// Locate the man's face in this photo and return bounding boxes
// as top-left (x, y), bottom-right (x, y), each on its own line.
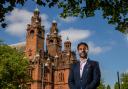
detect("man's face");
top-left (78, 44), bottom-right (88, 58)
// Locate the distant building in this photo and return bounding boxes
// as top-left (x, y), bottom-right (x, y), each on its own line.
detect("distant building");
top-left (24, 9), bottom-right (77, 89)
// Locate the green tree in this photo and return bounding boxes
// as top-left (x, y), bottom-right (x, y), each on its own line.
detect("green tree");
top-left (0, 39), bottom-right (4, 44)
top-left (114, 72), bottom-right (128, 89)
top-left (0, 44), bottom-right (30, 89)
top-left (106, 85), bottom-right (111, 89)
top-left (121, 72), bottom-right (128, 89)
top-left (114, 82), bottom-right (119, 89)
top-left (0, 0), bottom-right (128, 34)
top-left (97, 80), bottom-right (106, 89)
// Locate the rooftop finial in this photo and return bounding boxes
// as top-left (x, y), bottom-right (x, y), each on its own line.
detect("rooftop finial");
top-left (52, 20), bottom-right (56, 23)
top-left (34, 8), bottom-right (39, 12)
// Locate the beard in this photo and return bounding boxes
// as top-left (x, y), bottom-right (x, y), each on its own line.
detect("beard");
top-left (79, 51), bottom-right (87, 58)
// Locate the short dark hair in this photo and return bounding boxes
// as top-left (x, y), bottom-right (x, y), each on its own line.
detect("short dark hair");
top-left (77, 42), bottom-right (88, 50)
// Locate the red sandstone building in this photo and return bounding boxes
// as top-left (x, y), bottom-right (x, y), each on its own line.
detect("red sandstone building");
top-left (25, 9), bottom-right (77, 89)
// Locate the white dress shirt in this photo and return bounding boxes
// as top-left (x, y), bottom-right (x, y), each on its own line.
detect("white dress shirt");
top-left (80, 58), bottom-right (88, 78)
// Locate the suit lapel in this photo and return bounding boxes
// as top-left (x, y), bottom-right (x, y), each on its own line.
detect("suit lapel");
top-left (81, 59), bottom-right (90, 79)
top-left (76, 61), bottom-right (80, 80)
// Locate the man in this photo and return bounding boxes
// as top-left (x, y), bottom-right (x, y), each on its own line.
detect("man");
top-left (68, 42), bottom-right (101, 89)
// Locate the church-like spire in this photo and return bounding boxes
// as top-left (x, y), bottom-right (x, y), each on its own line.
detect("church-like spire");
top-left (46, 20), bottom-right (62, 57)
top-left (34, 8), bottom-right (40, 16)
top-left (25, 8), bottom-right (45, 59)
top-left (34, 8), bottom-right (39, 12)
top-left (31, 8), bottom-right (41, 27)
top-left (50, 20), bottom-right (58, 34)
top-left (64, 36), bottom-right (71, 52)
top-left (52, 20), bottom-right (56, 23)
top-left (66, 36), bottom-right (69, 41)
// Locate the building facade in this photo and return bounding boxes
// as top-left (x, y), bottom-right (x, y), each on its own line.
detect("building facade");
top-left (25, 9), bottom-right (77, 89)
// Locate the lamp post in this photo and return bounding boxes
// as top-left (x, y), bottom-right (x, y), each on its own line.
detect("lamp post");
top-left (41, 58), bottom-right (44, 89)
top-left (42, 56), bottom-right (54, 89)
top-left (41, 55), bottom-right (59, 89)
top-left (47, 56), bottom-right (55, 89)
top-left (117, 71), bottom-right (121, 89)
top-left (41, 57), bottom-right (49, 89)
top-left (42, 62), bottom-right (44, 89)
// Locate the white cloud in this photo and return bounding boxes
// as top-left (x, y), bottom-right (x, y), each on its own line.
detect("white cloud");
top-left (88, 42), bottom-right (103, 55)
top-left (59, 28), bottom-right (91, 42)
top-left (6, 22), bottom-right (27, 37)
top-left (59, 16), bottom-right (77, 22)
top-left (10, 41), bottom-right (26, 47)
top-left (59, 28), bottom-right (111, 55)
top-left (88, 42), bottom-right (111, 55)
top-left (40, 14), bottom-right (50, 29)
top-left (5, 8), bottom-right (50, 38)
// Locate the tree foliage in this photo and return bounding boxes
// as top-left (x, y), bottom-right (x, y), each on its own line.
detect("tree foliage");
top-left (121, 72), bottom-right (128, 89)
top-left (114, 72), bottom-right (128, 89)
top-left (114, 82), bottom-right (119, 89)
top-left (97, 80), bottom-right (106, 89)
top-left (0, 0), bottom-right (128, 34)
top-left (106, 85), bottom-right (111, 89)
top-left (0, 44), bottom-right (30, 89)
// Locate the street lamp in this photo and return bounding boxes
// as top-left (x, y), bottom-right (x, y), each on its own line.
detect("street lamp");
top-left (42, 61), bottom-right (45, 89)
top-left (41, 55), bottom-right (58, 89)
top-left (41, 57), bottom-right (50, 89)
top-left (117, 71), bottom-right (121, 89)
top-left (42, 56), bottom-right (53, 89)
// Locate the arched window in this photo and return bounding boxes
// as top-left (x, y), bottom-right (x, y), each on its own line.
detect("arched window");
top-left (30, 30), bottom-right (34, 38)
top-left (38, 30), bottom-right (42, 36)
top-left (28, 49), bottom-right (32, 56)
top-left (58, 72), bottom-right (64, 82)
top-left (57, 40), bottom-right (59, 44)
top-left (62, 73), bottom-right (64, 81)
top-left (49, 40), bottom-right (53, 43)
top-left (58, 73), bottom-right (61, 82)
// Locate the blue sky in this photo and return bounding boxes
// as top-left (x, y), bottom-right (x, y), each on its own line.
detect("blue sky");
top-left (0, 0), bottom-right (128, 88)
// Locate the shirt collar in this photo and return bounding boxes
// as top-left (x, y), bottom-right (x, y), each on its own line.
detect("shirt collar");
top-left (80, 57), bottom-right (88, 63)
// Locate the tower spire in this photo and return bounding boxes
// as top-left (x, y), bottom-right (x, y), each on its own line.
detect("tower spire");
top-left (46, 21), bottom-right (62, 57)
top-left (50, 20), bottom-right (58, 34)
top-left (25, 8), bottom-right (45, 59)
top-left (64, 36), bottom-right (71, 52)
top-left (34, 8), bottom-right (39, 12)
top-left (66, 36), bottom-right (69, 41)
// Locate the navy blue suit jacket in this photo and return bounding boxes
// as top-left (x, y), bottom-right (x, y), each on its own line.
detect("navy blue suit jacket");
top-left (68, 59), bottom-right (101, 89)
